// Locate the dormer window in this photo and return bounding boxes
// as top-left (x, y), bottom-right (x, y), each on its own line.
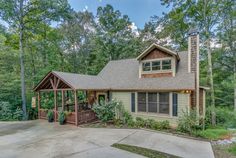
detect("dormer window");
top-left (142, 62), bottom-right (151, 71)
top-left (162, 60), bottom-right (171, 70)
top-left (142, 59), bottom-right (172, 72)
top-left (152, 61), bottom-right (161, 70)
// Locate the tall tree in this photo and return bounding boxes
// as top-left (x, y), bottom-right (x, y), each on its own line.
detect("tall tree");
top-left (159, 0), bottom-right (223, 125)
top-left (0, 0), bottom-right (71, 119)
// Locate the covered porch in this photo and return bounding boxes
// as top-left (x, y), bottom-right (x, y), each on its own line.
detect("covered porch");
top-left (34, 71), bottom-right (107, 125)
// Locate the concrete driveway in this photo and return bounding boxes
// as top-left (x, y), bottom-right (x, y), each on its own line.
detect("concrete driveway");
top-left (0, 120), bottom-right (214, 158)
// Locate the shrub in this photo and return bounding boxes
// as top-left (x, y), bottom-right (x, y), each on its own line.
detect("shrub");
top-left (47, 110), bottom-right (54, 122)
top-left (12, 107), bottom-right (23, 120)
top-left (145, 119), bottom-right (156, 129)
top-left (58, 111), bottom-right (66, 125)
top-left (177, 109), bottom-right (200, 134)
top-left (123, 111), bottom-right (133, 124)
top-left (205, 107), bottom-right (236, 128)
top-left (127, 119), bottom-right (136, 128)
top-left (92, 100), bottom-right (123, 123)
top-left (135, 117), bottom-right (145, 128)
top-left (0, 102), bottom-right (13, 120)
top-left (159, 120), bottom-right (170, 130)
top-left (0, 102), bottom-right (23, 121)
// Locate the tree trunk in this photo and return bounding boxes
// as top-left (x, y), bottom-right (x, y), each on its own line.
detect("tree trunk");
top-left (19, 0), bottom-right (27, 120)
top-left (207, 38), bottom-right (216, 125)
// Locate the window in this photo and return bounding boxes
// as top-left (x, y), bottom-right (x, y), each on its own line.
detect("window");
top-left (137, 92), bottom-right (170, 115)
top-left (159, 93), bottom-right (169, 114)
top-left (142, 62), bottom-right (151, 71)
top-left (162, 60), bottom-right (171, 70)
top-left (148, 93), bottom-right (157, 112)
top-left (172, 93), bottom-right (178, 116)
top-left (152, 61), bottom-right (161, 71)
top-left (131, 93), bottom-right (135, 112)
top-left (138, 92), bottom-right (146, 112)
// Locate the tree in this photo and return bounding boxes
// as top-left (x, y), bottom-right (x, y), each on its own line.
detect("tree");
top-left (0, 0), bottom-right (71, 120)
top-left (158, 0), bottom-right (224, 125)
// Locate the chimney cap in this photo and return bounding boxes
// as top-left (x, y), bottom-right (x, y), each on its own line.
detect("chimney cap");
top-left (188, 27), bottom-right (199, 36)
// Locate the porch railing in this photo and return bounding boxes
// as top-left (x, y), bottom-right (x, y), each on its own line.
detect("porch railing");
top-left (78, 110), bottom-right (97, 124)
top-left (38, 109), bottom-right (96, 125)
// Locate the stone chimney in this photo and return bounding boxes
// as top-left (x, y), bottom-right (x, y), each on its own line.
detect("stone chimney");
top-left (188, 28), bottom-right (199, 115)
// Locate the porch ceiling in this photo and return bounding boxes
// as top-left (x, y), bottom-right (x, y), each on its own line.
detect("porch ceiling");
top-left (34, 71), bottom-right (73, 91)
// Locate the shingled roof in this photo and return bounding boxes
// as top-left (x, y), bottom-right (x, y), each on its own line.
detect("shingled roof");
top-left (98, 51), bottom-right (194, 90)
top-left (34, 51), bottom-right (195, 91)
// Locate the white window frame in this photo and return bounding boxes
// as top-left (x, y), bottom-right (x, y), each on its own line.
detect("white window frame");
top-left (137, 92), bottom-right (171, 117)
top-left (141, 57), bottom-right (173, 74)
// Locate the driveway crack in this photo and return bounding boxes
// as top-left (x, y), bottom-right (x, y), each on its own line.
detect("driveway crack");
top-left (116, 130), bottom-right (138, 144)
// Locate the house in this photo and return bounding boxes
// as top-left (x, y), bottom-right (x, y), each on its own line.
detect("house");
top-left (34, 29), bottom-right (207, 126)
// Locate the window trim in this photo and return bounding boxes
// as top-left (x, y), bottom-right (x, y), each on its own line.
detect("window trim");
top-left (141, 57), bottom-right (173, 74)
top-left (137, 92), bottom-right (171, 116)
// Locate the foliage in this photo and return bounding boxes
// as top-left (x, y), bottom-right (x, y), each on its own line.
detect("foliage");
top-left (205, 107), bottom-right (236, 128)
top-left (228, 144), bottom-right (236, 156)
top-left (196, 128), bottom-right (231, 140)
top-left (0, 102), bottom-right (22, 121)
top-left (0, 0), bottom-right (234, 122)
top-left (177, 109), bottom-right (201, 134)
top-left (47, 110), bottom-right (54, 122)
top-left (58, 111), bottom-right (66, 125)
top-left (135, 117), bottom-right (146, 128)
top-left (92, 100), bottom-right (123, 123)
top-left (112, 143), bottom-right (179, 158)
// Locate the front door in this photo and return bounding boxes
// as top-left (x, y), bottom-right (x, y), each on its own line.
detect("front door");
top-left (98, 94), bottom-right (106, 105)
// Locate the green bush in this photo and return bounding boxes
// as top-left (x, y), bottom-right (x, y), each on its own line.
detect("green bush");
top-left (159, 120), bottom-right (171, 130)
top-left (145, 119), bottom-right (156, 129)
top-left (92, 100), bottom-right (123, 123)
top-left (58, 111), bottom-right (66, 125)
top-left (177, 109), bottom-right (201, 134)
top-left (47, 110), bottom-right (54, 122)
top-left (205, 107), bottom-right (236, 128)
top-left (123, 111), bottom-right (133, 124)
top-left (135, 117), bottom-right (145, 128)
top-left (12, 107), bottom-right (23, 120)
top-left (0, 102), bottom-right (23, 121)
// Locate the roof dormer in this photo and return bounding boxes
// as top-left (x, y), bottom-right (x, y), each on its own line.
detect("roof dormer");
top-left (137, 43), bottom-right (180, 78)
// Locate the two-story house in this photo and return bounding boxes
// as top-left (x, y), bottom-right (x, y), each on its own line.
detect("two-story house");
top-left (34, 29), bottom-right (207, 126)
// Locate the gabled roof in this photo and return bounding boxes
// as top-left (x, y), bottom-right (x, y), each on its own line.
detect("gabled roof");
top-left (98, 51), bottom-right (194, 90)
top-left (34, 71), bottom-right (109, 91)
top-left (34, 44), bottom-right (194, 92)
top-left (136, 43), bottom-right (180, 61)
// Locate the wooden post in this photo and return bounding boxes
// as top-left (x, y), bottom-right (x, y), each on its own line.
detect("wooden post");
top-left (62, 90), bottom-right (64, 111)
top-left (54, 90), bottom-right (57, 121)
top-left (37, 91), bottom-right (40, 119)
top-left (74, 90), bottom-right (78, 126)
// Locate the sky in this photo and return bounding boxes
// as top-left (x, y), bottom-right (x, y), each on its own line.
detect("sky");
top-left (68, 0), bottom-right (170, 29)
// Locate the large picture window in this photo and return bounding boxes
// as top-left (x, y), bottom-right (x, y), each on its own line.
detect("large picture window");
top-left (137, 92), bottom-right (170, 115)
top-left (138, 92), bottom-right (146, 112)
top-left (159, 92), bottom-right (169, 114)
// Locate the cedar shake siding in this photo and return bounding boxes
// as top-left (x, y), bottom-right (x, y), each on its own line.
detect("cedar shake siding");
top-left (142, 48), bottom-right (171, 60)
top-left (141, 72), bottom-right (172, 78)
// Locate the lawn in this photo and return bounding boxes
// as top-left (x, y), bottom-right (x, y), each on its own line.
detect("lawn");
top-left (112, 143), bottom-right (179, 158)
top-left (196, 128), bottom-right (232, 140)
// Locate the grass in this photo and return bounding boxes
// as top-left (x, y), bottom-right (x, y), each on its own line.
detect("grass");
top-left (196, 128), bottom-right (231, 140)
top-left (228, 143), bottom-right (236, 156)
top-left (112, 143), bottom-right (179, 158)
